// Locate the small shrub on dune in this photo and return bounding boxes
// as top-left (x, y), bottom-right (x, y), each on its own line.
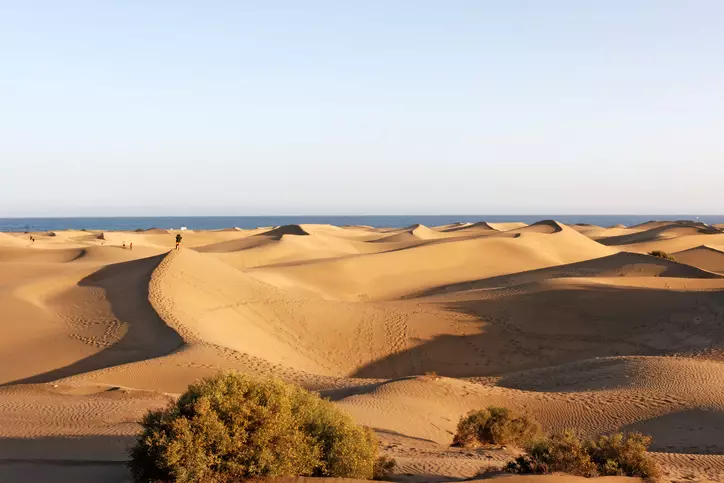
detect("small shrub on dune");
top-left (128, 372), bottom-right (379, 483)
top-left (505, 429), bottom-right (597, 476)
top-left (506, 430), bottom-right (661, 480)
top-left (373, 455), bottom-right (397, 480)
top-left (649, 250), bottom-right (676, 262)
top-left (587, 431), bottom-right (660, 479)
top-left (453, 406), bottom-right (541, 448)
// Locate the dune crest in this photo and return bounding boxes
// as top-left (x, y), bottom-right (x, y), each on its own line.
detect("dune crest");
top-left (261, 224), bottom-right (311, 237)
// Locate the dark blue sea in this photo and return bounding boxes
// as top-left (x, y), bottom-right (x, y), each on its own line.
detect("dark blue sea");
top-left (1, 215), bottom-right (723, 232)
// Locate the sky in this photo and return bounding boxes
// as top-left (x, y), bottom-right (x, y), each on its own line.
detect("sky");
top-left (1, 1), bottom-right (722, 216)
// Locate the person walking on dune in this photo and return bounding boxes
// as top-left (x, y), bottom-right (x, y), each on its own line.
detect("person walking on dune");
top-left (175, 233), bottom-right (182, 251)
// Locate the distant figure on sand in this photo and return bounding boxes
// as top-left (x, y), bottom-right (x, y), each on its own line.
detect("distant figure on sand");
top-left (122, 241), bottom-right (126, 249)
top-left (129, 242), bottom-right (133, 251)
top-left (29, 235), bottom-right (34, 243)
top-left (175, 234), bottom-right (182, 250)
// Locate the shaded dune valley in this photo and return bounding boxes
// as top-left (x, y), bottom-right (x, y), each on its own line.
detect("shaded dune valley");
top-left (2, 219), bottom-right (724, 482)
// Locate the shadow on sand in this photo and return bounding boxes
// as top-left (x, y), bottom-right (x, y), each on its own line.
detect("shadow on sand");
top-left (353, 283), bottom-right (724, 381)
top-left (0, 435), bottom-right (133, 483)
top-left (2, 254), bottom-right (183, 386)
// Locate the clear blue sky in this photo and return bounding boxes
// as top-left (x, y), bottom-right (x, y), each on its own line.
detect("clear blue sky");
top-left (1, 1), bottom-right (722, 216)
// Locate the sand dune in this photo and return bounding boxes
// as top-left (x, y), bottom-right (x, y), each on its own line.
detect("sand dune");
top-left (488, 221), bottom-right (529, 231)
top-left (262, 224), bottom-right (311, 237)
top-left (214, 226), bottom-right (243, 231)
top-left (439, 221), bottom-right (496, 232)
top-left (193, 233), bottom-right (278, 253)
top-left (0, 232), bottom-right (36, 247)
top-left (0, 253), bottom-right (182, 387)
top-left (249, 222), bottom-right (616, 300)
top-left (433, 221), bottom-right (471, 231)
top-left (0, 246), bottom-right (87, 263)
top-left (673, 245), bottom-right (724, 274)
top-left (371, 223), bottom-right (445, 243)
top-left (595, 221), bottom-right (722, 246)
top-left (98, 231), bottom-right (170, 248)
top-left (436, 221), bottom-right (528, 234)
top-left (508, 219), bottom-right (565, 234)
top-left (2, 220), bottom-right (724, 482)
top-left (575, 226), bottom-right (643, 241)
top-left (404, 223), bottom-right (441, 239)
top-left (618, 233), bottom-right (724, 255)
top-left (338, 360), bottom-right (724, 460)
top-left (415, 251), bottom-right (722, 297)
top-left (627, 220), bottom-right (704, 230)
top-left (197, 229), bottom-right (373, 269)
top-left (609, 226), bottom-right (722, 245)
top-left (577, 222), bottom-right (724, 258)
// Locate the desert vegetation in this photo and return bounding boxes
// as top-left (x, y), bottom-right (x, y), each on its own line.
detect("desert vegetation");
top-left (453, 406), bottom-right (541, 447)
top-left (649, 250), bottom-right (676, 261)
top-left (505, 429), bottom-right (661, 479)
top-left (128, 372), bottom-right (387, 483)
top-left (373, 455), bottom-right (397, 479)
top-left (453, 407), bottom-right (660, 479)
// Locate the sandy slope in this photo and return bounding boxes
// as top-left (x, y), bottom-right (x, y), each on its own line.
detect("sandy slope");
top-left (248, 221), bottom-right (618, 301)
top-left (590, 221), bottom-right (724, 252)
top-left (673, 246), bottom-right (724, 274)
top-left (1, 221), bottom-right (724, 482)
top-left (0, 232), bottom-right (33, 247)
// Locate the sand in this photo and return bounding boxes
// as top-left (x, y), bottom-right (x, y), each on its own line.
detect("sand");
top-left (1, 220), bottom-right (724, 482)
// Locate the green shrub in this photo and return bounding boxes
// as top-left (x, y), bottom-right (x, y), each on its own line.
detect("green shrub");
top-left (506, 430), bottom-right (661, 480)
top-left (453, 406), bottom-right (541, 448)
top-left (128, 372), bottom-right (378, 483)
top-left (649, 250), bottom-right (676, 261)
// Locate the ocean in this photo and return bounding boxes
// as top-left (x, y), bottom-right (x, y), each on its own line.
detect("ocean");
top-left (1, 215), bottom-right (723, 232)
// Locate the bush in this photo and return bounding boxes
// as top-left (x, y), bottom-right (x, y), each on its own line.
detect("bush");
top-left (505, 429), bottom-right (597, 476)
top-left (506, 430), bottom-right (661, 480)
top-left (128, 372), bottom-right (379, 483)
top-left (649, 250), bottom-right (676, 261)
top-left (373, 455), bottom-right (397, 480)
top-left (453, 406), bottom-right (541, 448)
top-left (588, 432), bottom-right (660, 479)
